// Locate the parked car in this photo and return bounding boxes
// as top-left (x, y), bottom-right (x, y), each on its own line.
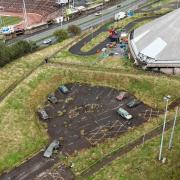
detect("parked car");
top-left (43, 140), bottom-right (60, 158)
top-left (116, 92), bottom-right (128, 101)
top-left (117, 107), bottom-right (132, 120)
top-left (58, 85), bottom-right (69, 94)
top-left (43, 38), bottom-right (52, 45)
top-left (38, 109), bottom-right (49, 120)
top-left (127, 99), bottom-right (141, 108)
top-left (95, 11), bottom-right (102, 16)
top-left (48, 94), bottom-right (58, 104)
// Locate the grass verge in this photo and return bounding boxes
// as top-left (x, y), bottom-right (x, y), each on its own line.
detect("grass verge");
top-left (90, 124), bottom-right (180, 180)
top-left (81, 31), bottom-right (108, 52)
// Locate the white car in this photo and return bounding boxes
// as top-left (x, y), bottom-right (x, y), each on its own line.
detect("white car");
top-left (117, 107), bottom-right (133, 120)
top-left (43, 140), bottom-right (60, 158)
top-left (95, 11), bottom-right (102, 16)
top-left (114, 12), bottom-right (126, 21)
top-left (43, 38), bottom-right (52, 45)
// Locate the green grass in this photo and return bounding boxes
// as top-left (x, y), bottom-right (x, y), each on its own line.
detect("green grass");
top-left (81, 31), bottom-right (108, 52)
top-left (0, 5), bottom-right (180, 175)
top-left (0, 16), bottom-right (21, 28)
top-left (131, 19), bottom-right (152, 30)
top-left (91, 124), bottom-right (180, 180)
top-left (32, 65), bottom-right (180, 176)
top-left (0, 37), bottom-right (79, 95)
top-left (53, 51), bottom-right (135, 72)
top-left (0, 62), bottom-right (180, 173)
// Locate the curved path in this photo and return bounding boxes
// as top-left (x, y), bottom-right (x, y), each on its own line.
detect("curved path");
top-left (69, 26), bottom-right (110, 56)
top-left (69, 16), bottom-right (158, 56)
top-left (69, 0), bottom-right (178, 56)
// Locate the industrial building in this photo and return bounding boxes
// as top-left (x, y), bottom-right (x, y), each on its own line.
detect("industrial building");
top-left (129, 8), bottom-right (180, 75)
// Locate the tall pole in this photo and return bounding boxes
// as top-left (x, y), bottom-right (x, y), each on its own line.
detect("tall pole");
top-left (159, 95), bottom-right (171, 161)
top-left (22, 0), bottom-right (28, 29)
top-left (177, 0), bottom-right (179, 9)
top-left (101, 2), bottom-right (104, 25)
top-left (168, 107), bottom-right (179, 150)
top-left (0, 7), bottom-right (4, 27)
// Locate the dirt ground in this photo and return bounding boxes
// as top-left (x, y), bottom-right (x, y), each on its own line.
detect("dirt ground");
top-left (45, 83), bottom-right (157, 155)
top-left (0, 83), bottom-right (158, 180)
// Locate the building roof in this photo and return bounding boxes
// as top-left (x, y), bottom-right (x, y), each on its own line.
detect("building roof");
top-left (131, 8), bottom-right (180, 63)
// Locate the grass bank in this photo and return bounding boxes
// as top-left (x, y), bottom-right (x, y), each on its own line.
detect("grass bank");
top-left (91, 124), bottom-right (180, 179)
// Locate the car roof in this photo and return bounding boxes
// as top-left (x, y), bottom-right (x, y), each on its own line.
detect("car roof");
top-left (118, 108), bottom-right (129, 115)
top-left (43, 140), bottom-right (59, 157)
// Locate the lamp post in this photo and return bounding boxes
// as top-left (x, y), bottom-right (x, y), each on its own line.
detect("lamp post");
top-left (168, 107), bottom-right (179, 150)
top-left (22, 0), bottom-right (28, 29)
top-left (159, 95), bottom-right (171, 161)
top-left (0, 6), bottom-right (4, 27)
top-left (101, 2), bottom-right (104, 25)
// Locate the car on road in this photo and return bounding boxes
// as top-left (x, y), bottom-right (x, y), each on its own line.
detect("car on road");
top-left (117, 4), bottom-right (122, 8)
top-left (48, 94), bottom-right (58, 104)
top-left (117, 107), bottom-right (132, 120)
top-left (95, 11), bottom-right (102, 16)
top-left (38, 109), bottom-right (49, 120)
top-left (116, 92), bottom-right (128, 101)
top-left (43, 38), bottom-right (52, 45)
top-left (127, 99), bottom-right (141, 108)
top-left (43, 140), bottom-right (60, 158)
top-left (114, 12), bottom-right (126, 21)
top-left (58, 85), bottom-right (69, 94)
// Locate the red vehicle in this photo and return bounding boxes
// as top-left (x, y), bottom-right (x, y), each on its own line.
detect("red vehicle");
top-left (116, 92), bottom-right (128, 101)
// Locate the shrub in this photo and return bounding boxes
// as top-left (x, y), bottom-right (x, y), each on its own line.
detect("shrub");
top-left (0, 40), bottom-right (38, 67)
top-left (53, 29), bottom-right (68, 42)
top-left (68, 25), bottom-right (81, 36)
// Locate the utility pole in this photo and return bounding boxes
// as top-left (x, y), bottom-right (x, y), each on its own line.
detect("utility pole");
top-left (72, 0), bottom-right (75, 8)
top-left (177, 0), bottom-right (179, 9)
top-left (0, 6), bottom-right (4, 27)
top-left (22, 0), bottom-right (28, 29)
top-left (168, 107), bottom-right (179, 150)
top-left (159, 95), bottom-right (171, 161)
top-left (101, 2), bottom-right (104, 25)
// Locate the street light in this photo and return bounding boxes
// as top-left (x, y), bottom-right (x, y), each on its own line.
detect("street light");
top-left (159, 95), bottom-right (171, 161)
top-left (0, 6), bottom-right (4, 27)
top-left (22, 0), bottom-right (28, 29)
top-left (101, 1), bottom-right (104, 25)
top-left (168, 107), bottom-right (179, 150)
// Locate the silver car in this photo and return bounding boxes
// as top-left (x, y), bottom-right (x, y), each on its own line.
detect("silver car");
top-left (117, 107), bottom-right (133, 120)
top-left (38, 109), bottom-right (48, 120)
top-left (43, 140), bottom-right (60, 158)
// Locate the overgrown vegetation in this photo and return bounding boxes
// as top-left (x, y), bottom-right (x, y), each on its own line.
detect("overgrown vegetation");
top-left (68, 25), bottom-right (81, 35)
top-left (53, 29), bottom-right (69, 42)
top-left (91, 124), bottom-right (180, 179)
top-left (0, 0), bottom-right (179, 176)
top-left (0, 40), bottom-right (38, 67)
top-left (81, 31), bottom-right (108, 52)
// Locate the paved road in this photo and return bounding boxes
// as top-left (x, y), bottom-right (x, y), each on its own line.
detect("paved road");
top-left (11, 0), bottom-right (148, 43)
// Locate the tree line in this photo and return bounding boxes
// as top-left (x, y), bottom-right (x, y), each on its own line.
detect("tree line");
top-left (0, 40), bottom-right (37, 67)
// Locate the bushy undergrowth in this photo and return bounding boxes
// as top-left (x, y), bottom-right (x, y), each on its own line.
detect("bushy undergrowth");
top-left (0, 40), bottom-right (38, 67)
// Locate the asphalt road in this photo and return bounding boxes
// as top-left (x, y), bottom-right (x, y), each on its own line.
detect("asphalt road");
top-left (17, 0), bottom-right (148, 43)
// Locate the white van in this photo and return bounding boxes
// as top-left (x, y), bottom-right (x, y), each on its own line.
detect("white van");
top-left (114, 12), bottom-right (126, 21)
